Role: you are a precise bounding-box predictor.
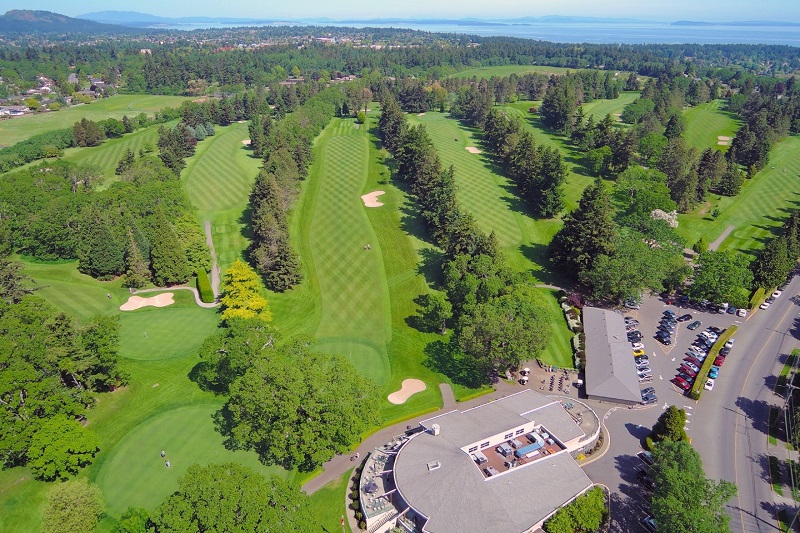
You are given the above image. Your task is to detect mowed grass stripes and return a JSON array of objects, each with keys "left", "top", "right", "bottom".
[
  {"left": 677, "top": 136, "right": 800, "bottom": 254},
  {"left": 184, "top": 122, "right": 257, "bottom": 212},
  {"left": 683, "top": 99, "right": 740, "bottom": 151},
  {"left": 304, "top": 119, "right": 391, "bottom": 385},
  {"left": 582, "top": 91, "right": 640, "bottom": 121}
]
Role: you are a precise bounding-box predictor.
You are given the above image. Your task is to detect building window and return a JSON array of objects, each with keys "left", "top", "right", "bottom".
[
  {"left": 480, "top": 441, "right": 490, "bottom": 448},
  {"left": 468, "top": 446, "right": 478, "bottom": 452},
  {"left": 516, "top": 429, "right": 525, "bottom": 435},
  {"left": 504, "top": 433, "right": 513, "bottom": 439}
]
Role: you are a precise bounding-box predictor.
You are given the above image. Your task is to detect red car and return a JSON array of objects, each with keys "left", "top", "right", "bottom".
[
  {"left": 684, "top": 356, "right": 702, "bottom": 366},
  {"left": 679, "top": 365, "right": 697, "bottom": 378},
  {"left": 673, "top": 376, "right": 691, "bottom": 390},
  {"left": 715, "top": 356, "right": 725, "bottom": 366}
]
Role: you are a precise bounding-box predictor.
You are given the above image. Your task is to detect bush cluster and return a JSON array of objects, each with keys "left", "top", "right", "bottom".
[{"left": 196, "top": 270, "right": 214, "bottom": 303}]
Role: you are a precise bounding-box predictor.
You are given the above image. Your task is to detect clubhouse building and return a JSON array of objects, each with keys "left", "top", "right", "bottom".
[{"left": 358, "top": 390, "right": 600, "bottom": 533}]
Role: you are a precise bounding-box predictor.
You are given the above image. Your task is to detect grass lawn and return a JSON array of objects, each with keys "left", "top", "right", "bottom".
[
  {"left": 0, "top": 95, "right": 191, "bottom": 147},
  {"left": 118, "top": 301, "right": 220, "bottom": 360},
  {"left": 677, "top": 135, "right": 800, "bottom": 254},
  {"left": 21, "top": 259, "right": 126, "bottom": 323},
  {"left": 181, "top": 122, "right": 261, "bottom": 273},
  {"left": 582, "top": 91, "right": 640, "bottom": 122},
  {"left": 0, "top": 468, "right": 48, "bottom": 533},
  {"left": 308, "top": 470, "right": 353, "bottom": 533},
  {"left": 95, "top": 403, "right": 289, "bottom": 516},
  {"left": 683, "top": 99, "right": 740, "bottom": 152},
  {"left": 450, "top": 65, "right": 583, "bottom": 79}
]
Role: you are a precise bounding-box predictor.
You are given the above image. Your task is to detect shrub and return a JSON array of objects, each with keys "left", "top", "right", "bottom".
[
  {"left": 196, "top": 270, "right": 215, "bottom": 303},
  {"left": 359, "top": 520, "right": 366, "bottom": 530},
  {"left": 749, "top": 287, "right": 766, "bottom": 310},
  {"left": 356, "top": 111, "right": 366, "bottom": 124}
]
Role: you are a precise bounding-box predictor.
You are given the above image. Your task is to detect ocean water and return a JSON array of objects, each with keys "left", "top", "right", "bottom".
[{"left": 158, "top": 21, "right": 800, "bottom": 46}]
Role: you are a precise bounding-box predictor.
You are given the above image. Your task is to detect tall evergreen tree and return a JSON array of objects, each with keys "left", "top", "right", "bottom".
[
  {"left": 79, "top": 213, "right": 124, "bottom": 279},
  {"left": 549, "top": 178, "right": 616, "bottom": 278},
  {"left": 149, "top": 208, "right": 190, "bottom": 286}
]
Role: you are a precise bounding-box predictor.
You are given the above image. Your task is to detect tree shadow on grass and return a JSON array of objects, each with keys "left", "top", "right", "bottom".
[
  {"left": 519, "top": 243, "right": 569, "bottom": 287},
  {"left": 417, "top": 247, "right": 444, "bottom": 287},
  {"left": 422, "top": 339, "right": 487, "bottom": 389}
]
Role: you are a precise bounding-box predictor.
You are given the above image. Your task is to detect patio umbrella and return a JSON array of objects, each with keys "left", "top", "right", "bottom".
[{"left": 365, "top": 481, "right": 379, "bottom": 493}]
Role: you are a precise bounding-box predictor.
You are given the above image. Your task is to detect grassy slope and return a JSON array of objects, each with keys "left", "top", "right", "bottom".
[
  {"left": 677, "top": 136, "right": 800, "bottom": 254},
  {"left": 683, "top": 99, "right": 740, "bottom": 151},
  {"left": 582, "top": 91, "right": 640, "bottom": 122},
  {"left": 407, "top": 111, "right": 575, "bottom": 368},
  {"left": 450, "top": 65, "right": 580, "bottom": 79},
  {"left": 308, "top": 470, "right": 353, "bottom": 533},
  {"left": 0, "top": 95, "right": 191, "bottom": 147}
]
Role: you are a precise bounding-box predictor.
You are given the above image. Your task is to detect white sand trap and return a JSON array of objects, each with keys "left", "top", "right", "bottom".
[
  {"left": 387, "top": 379, "right": 427, "bottom": 404},
  {"left": 417, "top": 112, "right": 426, "bottom": 116},
  {"left": 361, "top": 190, "right": 385, "bottom": 207},
  {"left": 237, "top": 120, "right": 246, "bottom": 123},
  {"left": 241, "top": 139, "right": 251, "bottom": 146},
  {"left": 717, "top": 140, "right": 730, "bottom": 146},
  {"left": 717, "top": 136, "right": 732, "bottom": 141},
  {"left": 465, "top": 146, "right": 481, "bottom": 154},
  {"left": 120, "top": 292, "right": 175, "bottom": 311}
]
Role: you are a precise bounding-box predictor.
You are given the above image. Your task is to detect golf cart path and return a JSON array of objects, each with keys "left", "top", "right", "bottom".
[
  {"left": 709, "top": 225, "right": 735, "bottom": 251},
  {"left": 131, "top": 286, "right": 218, "bottom": 309},
  {"left": 203, "top": 220, "right": 221, "bottom": 297}
]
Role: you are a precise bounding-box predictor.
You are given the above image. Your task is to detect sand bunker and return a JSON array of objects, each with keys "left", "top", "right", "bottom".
[
  {"left": 361, "top": 190, "right": 386, "bottom": 208},
  {"left": 717, "top": 136, "right": 732, "bottom": 141},
  {"left": 241, "top": 139, "right": 251, "bottom": 146},
  {"left": 417, "top": 113, "right": 426, "bottom": 116},
  {"left": 465, "top": 147, "right": 481, "bottom": 154},
  {"left": 717, "top": 140, "right": 730, "bottom": 146},
  {"left": 387, "top": 379, "right": 427, "bottom": 404},
  {"left": 120, "top": 293, "right": 175, "bottom": 311}
]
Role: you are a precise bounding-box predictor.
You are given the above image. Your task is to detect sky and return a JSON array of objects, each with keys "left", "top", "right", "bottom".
[{"left": 11, "top": 0, "right": 800, "bottom": 22}]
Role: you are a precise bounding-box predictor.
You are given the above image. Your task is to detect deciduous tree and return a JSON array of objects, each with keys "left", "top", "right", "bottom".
[
  {"left": 220, "top": 259, "right": 272, "bottom": 322},
  {"left": 41, "top": 478, "right": 104, "bottom": 533},
  {"left": 27, "top": 414, "right": 100, "bottom": 481}
]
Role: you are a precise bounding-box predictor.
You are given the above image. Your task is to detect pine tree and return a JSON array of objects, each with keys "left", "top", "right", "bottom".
[
  {"left": 122, "top": 230, "right": 151, "bottom": 288},
  {"left": 549, "top": 178, "right": 616, "bottom": 278},
  {"left": 115, "top": 148, "right": 135, "bottom": 175},
  {"left": 79, "top": 213, "right": 124, "bottom": 279},
  {"left": 149, "top": 208, "right": 190, "bottom": 286},
  {"left": 266, "top": 238, "right": 303, "bottom": 292}
]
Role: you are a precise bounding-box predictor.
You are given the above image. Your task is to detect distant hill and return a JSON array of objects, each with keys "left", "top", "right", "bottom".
[
  {"left": 78, "top": 10, "right": 279, "bottom": 28},
  {"left": 0, "top": 9, "right": 139, "bottom": 33}
]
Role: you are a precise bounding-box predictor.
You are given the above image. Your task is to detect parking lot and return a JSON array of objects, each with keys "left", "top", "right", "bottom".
[{"left": 622, "top": 295, "right": 745, "bottom": 409}]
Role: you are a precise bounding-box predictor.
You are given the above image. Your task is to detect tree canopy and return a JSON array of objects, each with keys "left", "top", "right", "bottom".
[
  {"left": 688, "top": 251, "right": 753, "bottom": 307},
  {"left": 151, "top": 462, "right": 315, "bottom": 533},
  {"left": 220, "top": 260, "right": 272, "bottom": 322},
  {"left": 41, "top": 478, "right": 104, "bottom": 533}
]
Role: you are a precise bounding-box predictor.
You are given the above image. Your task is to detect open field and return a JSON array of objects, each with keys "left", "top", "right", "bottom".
[
  {"left": 0, "top": 95, "right": 191, "bottom": 147},
  {"left": 95, "top": 403, "right": 288, "bottom": 516},
  {"left": 683, "top": 99, "right": 740, "bottom": 151},
  {"left": 677, "top": 135, "right": 800, "bottom": 254},
  {"left": 119, "top": 304, "right": 220, "bottom": 360},
  {"left": 451, "top": 65, "right": 583, "bottom": 79}
]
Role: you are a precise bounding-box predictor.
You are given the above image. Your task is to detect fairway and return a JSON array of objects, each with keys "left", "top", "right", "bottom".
[
  {"left": 0, "top": 95, "right": 191, "bottom": 147},
  {"left": 582, "top": 91, "right": 640, "bottom": 122},
  {"left": 677, "top": 135, "right": 800, "bottom": 253},
  {"left": 184, "top": 122, "right": 259, "bottom": 212},
  {"left": 95, "top": 404, "right": 290, "bottom": 517},
  {"left": 451, "top": 65, "right": 579, "bottom": 79},
  {"left": 119, "top": 305, "right": 220, "bottom": 360},
  {"left": 683, "top": 99, "right": 739, "bottom": 151},
  {"left": 303, "top": 119, "right": 391, "bottom": 385}
]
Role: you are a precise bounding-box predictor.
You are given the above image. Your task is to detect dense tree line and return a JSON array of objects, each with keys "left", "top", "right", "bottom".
[
  {"left": 248, "top": 87, "right": 342, "bottom": 291},
  {"left": 0, "top": 156, "right": 209, "bottom": 287},
  {"left": 380, "top": 93, "right": 552, "bottom": 383},
  {"left": 751, "top": 210, "right": 800, "bottom": 290}
]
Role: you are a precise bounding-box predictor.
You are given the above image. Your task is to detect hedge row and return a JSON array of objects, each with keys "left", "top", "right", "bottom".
[
  {"left": 689, "top": 325, "right": 738, "bottom": 400},
  {"left": 0, "top": 128, "right": 75, "bottom": 172},
  {"left": 749, "top": 287, "right": 766, "bottom": 310},
  {"left": 196, "top": 270, "right": 215, "bottom": 303}
]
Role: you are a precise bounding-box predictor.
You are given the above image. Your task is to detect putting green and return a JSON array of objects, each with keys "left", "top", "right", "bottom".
[
  {"left": 95, "top": 404, "right": 290, "bottom": 517},
  {"left": 118, "top": 305, "right": 220, "bottom": 360},
  {"left": 315, "top": 337, "right": 390, "bottom": 385}
]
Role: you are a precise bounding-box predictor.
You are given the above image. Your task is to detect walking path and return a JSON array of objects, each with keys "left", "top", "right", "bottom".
[
  {"left": 203, "top": 220, "right": 221, "bottom": 297},
  {"left": 709, "top": 225, "right": 736, "bottom": 251}
]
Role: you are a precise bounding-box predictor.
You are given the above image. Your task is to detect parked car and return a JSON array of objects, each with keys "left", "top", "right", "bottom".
[
  {"left": 687, "top": 320, "right": 702, "bottom": 330},
  {"left": 641, "top": 386, "right": 656, "bottom": 395},
  {"left": 737, "top": 308, "right": 748, "bottom": 317},
  {"left": 684, "top": 356, "right": 702, "bottom": 367},
  {"left": 679, "top": 366, "right": 697, "bottom": 378},
  {"left": 677, "top": 313, "right": 693, "bottom": 322},
  {"left": 682, "top": 361, "right": 700, "bottom": 373},
  {"left": 641, "top": 516, "right": 657, "bottom": 533},
  {"left": 673, "top": 376, "right": 691, "bottom": 390},
  {"left": 637, "top": 470, "right": 656, "bottom": 490},
  {"left": 625, "top": 318, "right": 640, "bottom": 327},
  {"left": 638, "top": 450, "right": 655, "bottom": 466},
  {"left": 719, "top": 346, "right": 731, "bottom": 356},
  {"left": 709, "top": 366, "right": 720, "bottom": 379},
  {"left": 663, "top": 310, "right": 677, "bottom": 318},
  {"left": 660, "top": 317, "right": 678, "bottom": 326},
  {"left": 625, "top": 299, "right": 642, "bottom": 309},
  {"left": 642, "top": 395, "right": 658, "bottom": 405},
  {"left": 655, "top": 334, "right": 672, "bottom": 345},
  {"left": 633, "top": 349, "right": 646, "bottom": 357},
  {"left": 631, "top": 342, "right": 645, "bottom": 350},
  {"left": 626, "top": 324, "right": 639, "bottom": 332},
  {"left": 773, "top": 290, "right": 783, "bottom": 299},
  {"left": 636, "top": 362, "right": 651, "bottom": 371},
  {"left": 714, "top": 355, "right": 725, "bottom": 366},
  {"left": 635, "top": 357, "right": 649, "bottom": 366},
  {"left": 760, "top": 300, "right": 771, "bottom": 310},
  {"left": 639, "top": 375, "right": 654, "bottom": 383},
  {"left": 724, "top": 338, "right": 736, "bottom": 349},
  {"left": 658, "top": 324, "right": 676, "bottom": 334},
  {"left": 638, "top": 369, "right": 652, "bottom": 378},
  {"left": 705, "top": 378, "right": 715, "bottom": 391}
]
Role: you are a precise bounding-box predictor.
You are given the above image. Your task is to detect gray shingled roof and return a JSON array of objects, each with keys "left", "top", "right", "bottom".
[
  {"left": 395, "top": 391, "right": 592, "bottom": 533},
  {"left": 582, "top": 307, "right": 642, "bottom": 403}
]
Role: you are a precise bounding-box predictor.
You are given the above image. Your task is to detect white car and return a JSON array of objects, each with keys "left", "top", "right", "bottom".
[
  {"left": 638, "top": 368, "right": 653, "bottom": 377},
  {"left": 701, "top": 331, "right": 718, "bottom": 341},
  {"left": 736, "top": 308, "right": 747, "bottom": 317},
  {"left": 772, "top": 290, "right": 782, "bottom": 299},
  {"left": 683, "top": 362, "right": 700, "bottom": 373},
  {"left": 760, "top": 301, "right": 771, "bottom": 310},
  {"left": 704, "top": 378, "right": 715, "bottom": 391},
  {"left": 631, "top": 342, "right": 645, "bottom": 350},
  {"left": 724, "top": 338, "right": 735, "bottom": 349}
]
